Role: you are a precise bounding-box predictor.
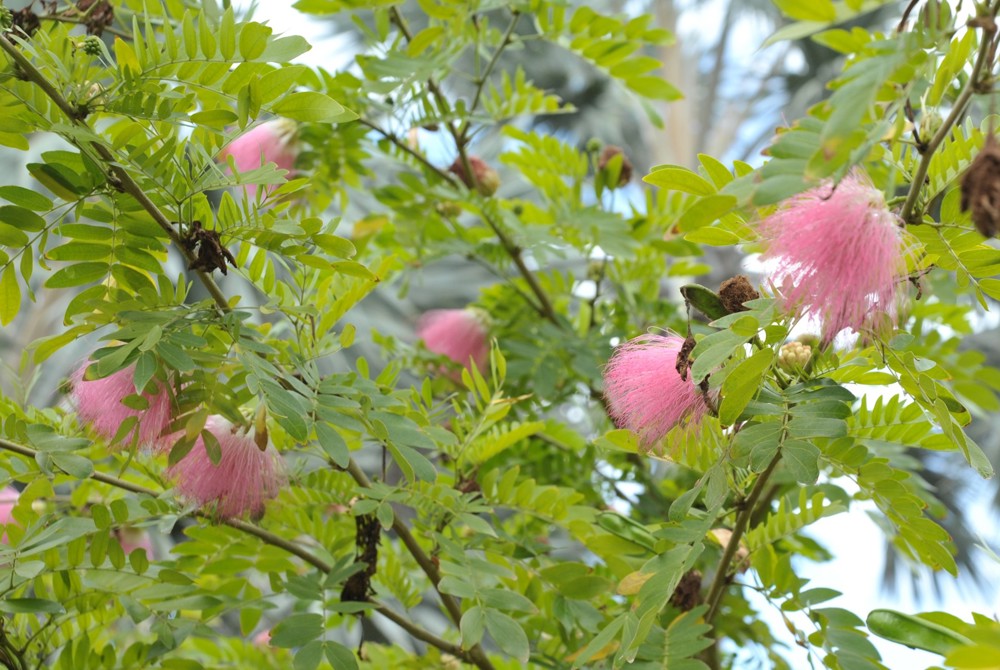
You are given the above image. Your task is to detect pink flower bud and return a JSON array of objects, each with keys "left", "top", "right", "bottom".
[
  {"left": 168, "top": 416, "right": 286, "bottom": 520},
  {"left": 602, "top": 334, "right": 707, "bottom": 448},
  {"left": 71, "top": 363, "right": 173, "bottom": 451},
  {"left": 219, "top": 119, "right": 298, "bottom": 198},
  {"left": 758, "top": 172, "right": 908, "bottom": 340},
  {"left": 417, "top": 308, "right": 490, "bottom": 374}
]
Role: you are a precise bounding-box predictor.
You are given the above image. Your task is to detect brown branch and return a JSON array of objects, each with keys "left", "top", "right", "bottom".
[
  {"left": 387, "top": 7, "right": 558, "bottom": 327},
  {"left": 0, "top": 437, "right": 486, "bottom": 664},
  {"left": 345, "top": 457, "right": 495, "bottom": 670},
  {"left": 900, "top": 11, "right": 1000, "bottom": 223},
  {"left": 461, "top": 10, "right": 522, "bottom": 141},
  {"left": 704, "top": 452, "right": 782, "bottom": 624},
  {"left": 0, "top": 33, "right": 231, "bottom": 313}
]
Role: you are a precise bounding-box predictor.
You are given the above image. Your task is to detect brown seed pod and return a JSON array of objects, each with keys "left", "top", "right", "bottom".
[
  {"left": 718, "top": 275, "right": 760, "bottom": 313},
  {"left": 961, "top": 134, "right": 1000, "bottom": 238},
  {"left": 448, "top": 155, "right": 500, "bottom": 196},
  {"left": 598, "top": 145, "right": 633, "bottom": 186},
  {"left": 669, "top": 569, "right": 702, "bottom": 611}
]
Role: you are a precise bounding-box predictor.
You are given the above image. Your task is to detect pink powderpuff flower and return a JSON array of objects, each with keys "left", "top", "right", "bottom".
[
  {"left": 219, "top": 118, "right": 298, "bottom": 198},
  {"left": 71, "top": 363, "right": 173, "bottom": 451},
  {"left": 417, "top": 308, "right": 491, "bottom": 373},
  {"left": 0, "top": 485, "right": 19, "bottom": 543},
  {"left": 758, "top": 172, "right": 907, "bottom": 340},
  {"left": 603, "top": 334, "right": 707, "bottom": 448},
  {"left": 115, "top": 527, "right": 155, "bottom": 558},
  {"left": 168, "top": 416, "right": 286, "bottom": 520}
]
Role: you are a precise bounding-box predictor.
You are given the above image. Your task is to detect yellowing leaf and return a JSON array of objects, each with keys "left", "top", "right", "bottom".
[
  {"left": 617, "top": 570, "right": 654, "bottom": 596},
  {"left": 0, "top": 265, "right": 19, "bottom": 326}
]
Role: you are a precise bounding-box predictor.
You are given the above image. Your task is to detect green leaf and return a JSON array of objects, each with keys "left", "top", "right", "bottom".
[
  {"left": 781, "top": 440, "right": 820, "bottom": 483},
  {"left": 0, "top": 265, "right": 19, "bottom": 326},
  {"left": 323, "top": 641, "right": 359, "bottom": 670},
  {"left": 45, "top": 262, "right": 109, "bottom": 288},
  {"left": 571, "top": 613, "right": 627, "bottom": 668},
  {"left": 316, "top": 422, "right": 349, "bottom": 467},
  {"left": 677, "top": 195, "right": 737, "bottom": 232},
  {"left": 867, "top": 609, "right": 971, "bottom": 655},
  {"left": 272, "top": 92, "right": 358, "bottom": 123},
  {"left": 719, "top": 349, "right": 773, "bottom": 425},
  {"left": 0, "top": 205, "right": 45, "bottom": 232},
  {"left": 644, "top": 166, "right": 715, "bottom": 194},
  {"left": 294, "top": 641, "right": 323, "bottom": 670},
  {"left": 773, "top": 0, "right": 836, "bottom": 21},
  {"left": 680, "top": 284, "right": 729, "bottom": 320},
  {"left": 0, "top": 185, "right": 53, "bottom": 211},
  {"left": 49, "top": 453, "right": 94, "bottom": 479},
  {"left": 270, "top": 613, "right": 323, "bottom": 648},
  {"left": 260, "top": 35, "right": 312, "bottom": 62},
  {"left": 484, "top": 609, "right": 529, "bottom": 663},
  {"left": 461, "top": 605, "right": 486, "bottom": 648},
  {"left": 0, "top": 598, "right": 65, "bottom": 614},
  {"left": 239, "top": 22, "right": 272, "bottom": 60}
]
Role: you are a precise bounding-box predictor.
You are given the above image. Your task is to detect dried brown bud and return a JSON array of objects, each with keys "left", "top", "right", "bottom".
[
  {"left": 669, "top": 570, "right": 702, "bottom": 611},
  {"left": 718, "top": 275, "right": 760, "bottom": 313},
  {"left": 11, "top": 8, "right": 40, "bottom": 39},
  {"left": 598, "top": 145, "right": 633, "bottom": 187},
  {"left": 675, "top": 334, "right": 696, "bottom": 381},
  {"left": 961, "top": 134, "right": 1000, "bottom": 238},
  {"left": 82, "top": 0, "right": 115, "bottom": 36},
  {"left": 448, "top": 156, "right": 500, "bottom": 196}
]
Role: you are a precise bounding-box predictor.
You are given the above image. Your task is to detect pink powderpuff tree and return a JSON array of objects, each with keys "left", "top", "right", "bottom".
[
  {"left": 219, "top": 118, "right": 298, "bottom": 199},
  {"left": 168, "top": 416, "right": 286, "bottom": 520},
  {"left": 602, "top": 334, "right": 707, "bottom": 449},
  {"left": 71, "top": 363, "right": 174, "bottom": 451},
  {"left": 416, "top": 308, "right": 491, "bottom": 374},
  {"left": 757, "top": 172, "right": 908, "bottom": 341}
]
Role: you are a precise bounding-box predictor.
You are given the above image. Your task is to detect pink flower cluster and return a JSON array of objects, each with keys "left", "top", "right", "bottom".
[
  {"left": 219, "top": 119, "right": 299, "bottom": 198},
  {"left": 71, "top": 365, "right": 173, "bottom": 450},
  {"left": 72, "top": 360, "right": 284, "bottom": 519},
  {"left": 602, "top": 334, "right": 706, "bottom": 448},
  {"left": 168, "top": 417, "right": 285, "bottom": 520},
  {"left": 417, "top": 308, "right": 490, "bottom": 374},
  {"left": 757, "top": 172, "right": 907, "bottom": 340}
]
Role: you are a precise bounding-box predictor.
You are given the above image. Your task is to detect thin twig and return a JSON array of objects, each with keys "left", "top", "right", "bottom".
[
  {"left": 704, "top": 452, "right": 782, "bottom": 623},
  {"left": 461, "top": 10, "right": 522, "bottom": 141},
  {"left": 0, "top": 438, "right": 484, "bottom": 664},
  {"left": 0, "top": 34, "right": 231, "bottom": 313},
  {"left": 387, "top": 8, "right": 559, "bottom": 326},
  {"left": 900, "top": 13, "right": 1000, "bottom": 224},
  {"left": 358, "top": 118, "right": 460, "bottom": 188},
  {"left": 43, "top": 14, "right": 133, "bottom": 40},
  {"left": 345, "top": 458, "right": 496, "bottom": 670}
]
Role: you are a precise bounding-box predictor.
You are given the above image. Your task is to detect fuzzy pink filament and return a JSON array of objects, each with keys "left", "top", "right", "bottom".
[
  {"left": 0, "top": 485, "right": 19, "bottom": 543},
  {"left": 219, "top": 119, "right": 298, "bottom": 198},
  {"left": 417, "top": 309, "right": 490, "bottom": 372},
  {"left": 116, "top": 527, "right": 154, "bottom": 558},
  {"left": 168, "top": 416, "right": 286, "bottom": 519},
  {"left": 71, "top": 364, "right": 173, "bottom": 451},
  {"left": 603, "top": 334, "right": 706, "bottom": 447},
  {"left": 758, "top": 173, "right": 906, "bottom": 339}
]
